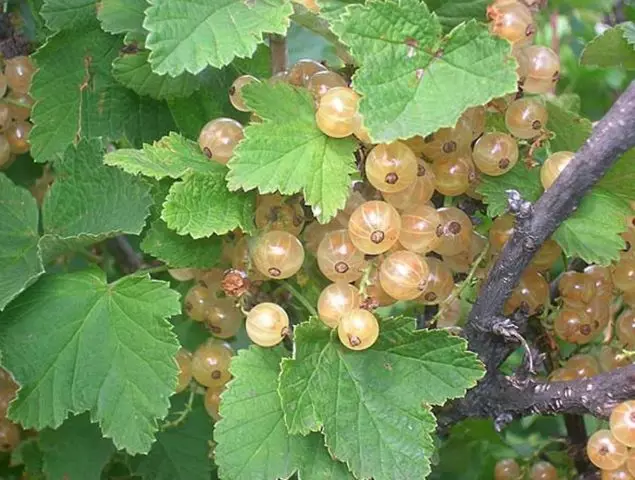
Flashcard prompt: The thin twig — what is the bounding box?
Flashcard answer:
[161,387,195,430]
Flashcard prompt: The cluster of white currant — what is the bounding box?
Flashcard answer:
[0,55,35,169]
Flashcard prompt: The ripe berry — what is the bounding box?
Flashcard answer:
[554,308,596,344]
[418,257,454,305]
[444,231,488,274]
[494,458,521,480]
[587,429,627,470]
[584,265,614,299]
[6,91,33,121]
[198,118,244,163]
[246,302,289,347]
[337,308,379,350]
[559,271,596,303]
[598,346,630,372]
[518,45,560,94]
[460,105,486,140]
[348,200,402,255]
[433,207,473,256]
[252,230,305,279]
[175,348,192,393]
[505,267,549,315]
[204,387,223,421]
[613,257,635,293]
[5,55,35,94]
[191,341,233,388]
[489,214,515,252]
[184,285,213,322]
[472,132,519,176]
[488,1,536,45]
[254,194,305,235]
[610,401,635,448]
[379,250,430,300]
[6,121,31,154]
[317,229,366,283]
[317,282,361,328]
[505,98,548,139]
[565,354,600,379]
[204,297,243,339]
[315,86,359,138]
[541,151,574,189]
[529,461,558,480]
[0,419,20,452]
[601,466,633,480]
[531,239,562,270]
[287,59,327,86]
[399,204,442,253]
[365,141,418,193]
[307,70,347,98]
[169,268,196,282]
[420,120,472,163]
[431,154,477,196]
[617,309,635,348]
[229,75,260,112]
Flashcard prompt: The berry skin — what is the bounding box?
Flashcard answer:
[488,1,536,45]
[229,75,260,112]
[610,401,635,448]
[399,204,442,253]
[191,341,233,388]
[584,265,614,298]
[175,348,192,393]
[254,195,304,235]
[601,466,633,480]
[420,120,472,163]
[6,121,31,154]
[352,113,372,144]
[627,450,635,477]
[444,231,488,274]
[379,250,430,300]
[382,157,436,209]
[317,282,361,328]
[565,354,600,379]
[337,308,379,351]
[0,375,18,419]
[559,271,596,303]
[433,207,473,256]
[504,267,549,315]
[529,461,558,480]
[494,458,521,480]
[5,55,35,94]
[246,303,289,347]
[587,429,627,470]
[317,230,367,283]
[460,105,486,140]
[418,257,454,305]
[518,45,561,94]
[553,308,596,344]
[169,268,197,282]
[489,214,515,252]
[472,132,519,176]
[541,151,574,189]
[307,70,347,98]
[531,239,562,270]
[204,387,223,421]
[365,141,418,193]
[356,268,396,307]
[431,154,477,196]
[184,285,213,322]
[549,367,577,382]
[287,59,327,86]
[315,86,359,138]
[505,98,548,139]
[198,118,244,163]
[204,297,243,339]
[252,230,305,279]
[613,257,635,293]
[617,309,635,348]
[6,91,33,121]
[348,200,402,255]
[0,134,11,167]
[598,346,630,372]
[0,419,20,452]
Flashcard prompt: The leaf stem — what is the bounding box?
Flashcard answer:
[280,280,318,317]
[131,265,169,277]
[161,387,195,430]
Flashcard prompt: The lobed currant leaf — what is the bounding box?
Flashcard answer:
[580,22,635,69]
[40,0,97,31]
[97,0,147,35]
[476,163,543,217]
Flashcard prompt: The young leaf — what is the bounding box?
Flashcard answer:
[226,82,357,222]
[331,0,518,143]
[580,22,635,69]
[40,0,96,31]
[214,346,305,480]
[104,132,216,179]
[132,394,214,480]
[97,0,147,35]
[40,413,116,480]
[143,0,292,75]
[162,171,256,238]
[141,219,223,268]
[0,268,181,454]
[279,318,485,480]
[0,174,44,311]
[476,163,544,217]
[39,139,152,261]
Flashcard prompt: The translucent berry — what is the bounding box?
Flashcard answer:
[559,271,596,303]
[169,268,197,282]
[315,86,359,138]
[419,257,454,305]
[531,239,562,271]
[379,250,430,300]
[365,141,418,193]
[252,230,305,279]
[565,354,600,379]
[338,309,379,350]
[382,160,436,210]
[598,346,630,372]
[505,98,548,139]
[420,120,472,163]
[617,309,635,348]
[5,55,35,94]
[287,59,327,86]
[488,1,536,45]
[473,132,519,176]
[505,267,549,315]
[444,231,489,275]
[601,466,633,480]
[175,348,192,393]
[461,105,486,140]
[518,45,560,94]
[307,70,347,98]
[587,429,627,470]
[352,113,372,144]
[489,214,515,252]
[204,297,243,339]
[198,118,244,164]
[191,341,233,388]
[399,204,442,253]
[357,268,396,307]
[0,375,18,419]
[6,91,33,121]
[433,207,473,256]
[627,450,635,477]
[229,75,260,112]
[317,282,361,328]
[317,230,366,283]
[541,151,574,189]
[348,200,402,255]
[0,419,20,452]
[613,257,635,293]
[184,285,213,322]
[204,387,223,421]
[610,401,635,448]
[254,195,304,235]
[6,120,31,154]
[0,135,11,167]
[529,461,558,480]
[0,104,11,132]
[246,302,289,347]
[494,458,521,480]
[431,153,477,196]
[584,265,614,298]
[549,367,576,382]
[554,308,596,344]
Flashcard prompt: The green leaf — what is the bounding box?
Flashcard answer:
[547,101,592,152]
[39,139,152,261]
[97,0,147,35]
[141,219,223,268]
[476,163,544,217]
[162,171,256,238]
[214,346,304,480]
[554,188,629,265]
[143,0,292,75]
[40,0,97,31]
[0,268,181,454]
[40,413,116,480]
[297,433,355,480]
[331,0,518,142]
[30,20,174,163]
[580,22,635,69]
[598,150,635,203]
[279,317,485,480]
[425,0,489,31]
[105,132,216,179]
[133,394,214,480]
[113,48,202,100]
[226,82,357,222]
[0,174,44,311]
